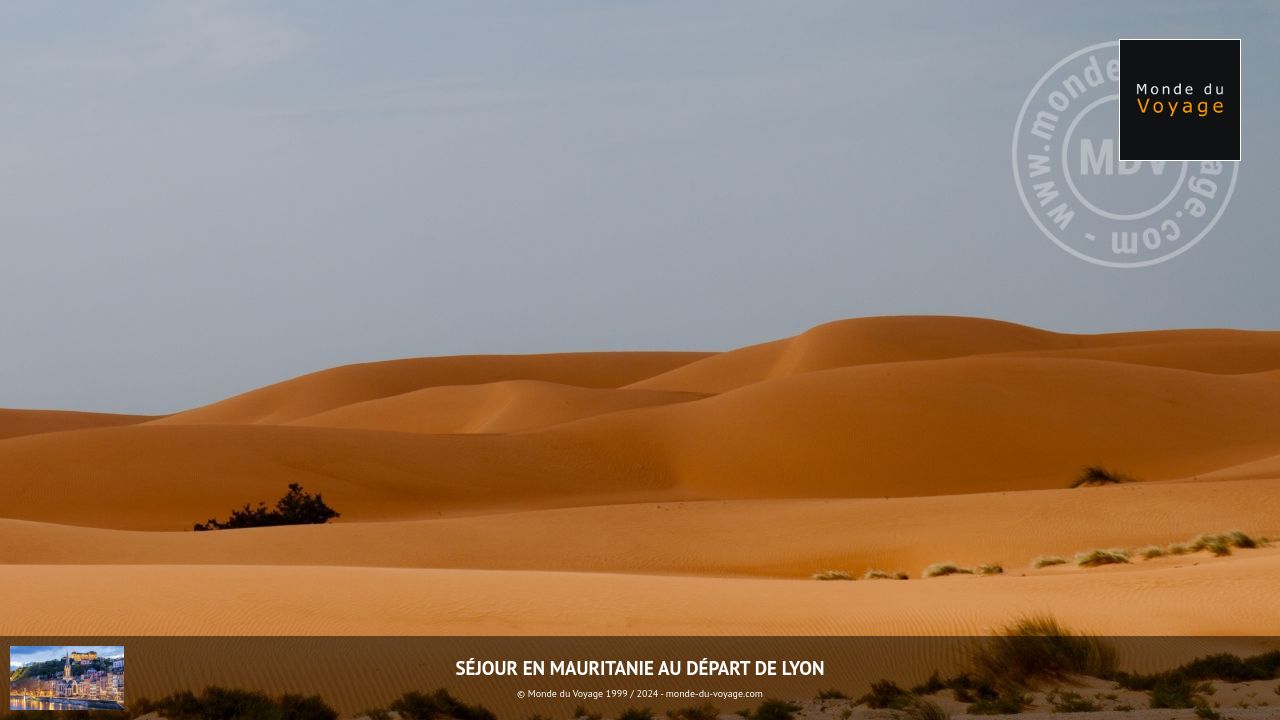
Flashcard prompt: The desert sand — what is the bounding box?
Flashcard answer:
[2,316,1280,637]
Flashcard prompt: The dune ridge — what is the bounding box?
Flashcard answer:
[3,316,1280,636]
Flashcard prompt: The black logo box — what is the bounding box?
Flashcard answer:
[1119,38,1241,161]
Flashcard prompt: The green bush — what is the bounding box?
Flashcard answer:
[810,569,853,581]
[1031,555,1068,569]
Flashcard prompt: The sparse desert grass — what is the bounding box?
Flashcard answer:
[856,680,912,710]
[1139,544,1166,560]
[1070,465,1135,488]
[1227,529,1262,548]
[923,562,973,578]
[1046,689,1102,713]
[749,700,800,720]
[1026,528,1269,574]
[1190,533,1233,556]
[970,615,1118,686]
[1075,548,1130,567]
[975,562,1004,576]
[902,698,951,720]
[811,569,854,581]
[862,568,909,580]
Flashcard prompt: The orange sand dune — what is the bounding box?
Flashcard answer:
[152,351,710,425]
[619,357,1280,499]
[0,423,672,530]
[4,478,1277,577]
[0,408,153,441]
[4,357,1280,530]
[629,316,1280,393]
[4,552,1279,636]
[5,316,1280,640]
[992,339,1280,375]
[290,380,705,434]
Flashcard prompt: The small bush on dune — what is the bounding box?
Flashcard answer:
[194,483,340,531]
[1075,548,1130,567]
[617,707,654,720]
[811,569,853,581]
[1167,542,1193,555]
[1148,675,1199,709]
[923,562,973,578]
[862,568,909,580]
[903,698,952,720]
[1031,555,1068,569]
[393,690,496,720]
[1190,534,1233,556]
[1195,704,1224,719]
[1139,544,1166,560]
[970,615,1118,687]
[1226,529,1261,548]
[815,689,848,699]
[975,562,1004,576]
[857,679,913,710]
[750,699,801,720]
[132,686,339,720]
[1071,465,1134,488]
[910,672,947,696]
[966,688,1028,715]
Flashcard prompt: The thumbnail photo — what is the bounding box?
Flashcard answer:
[8,646,126,712]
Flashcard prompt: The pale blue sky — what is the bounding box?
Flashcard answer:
[2,1,1277,414]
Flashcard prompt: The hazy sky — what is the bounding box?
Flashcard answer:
[2,1,1277,414]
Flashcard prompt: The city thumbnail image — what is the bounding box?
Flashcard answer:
[9,646,125,712]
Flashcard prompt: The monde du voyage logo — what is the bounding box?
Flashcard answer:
[1012,40,1240,268]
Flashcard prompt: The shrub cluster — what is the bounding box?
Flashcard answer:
[194,483,340,531]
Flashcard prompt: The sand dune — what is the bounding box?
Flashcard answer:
[4,316,1280,639]
[0,423,674,530]
[151,351,710,425]
[5,478,1277,578]
[4,552,1279,636]
[5,356,1280,530]
[0,408,152,441]
[290,380,705,434]
[629,316,1280,393]
[635,358,1280,498]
